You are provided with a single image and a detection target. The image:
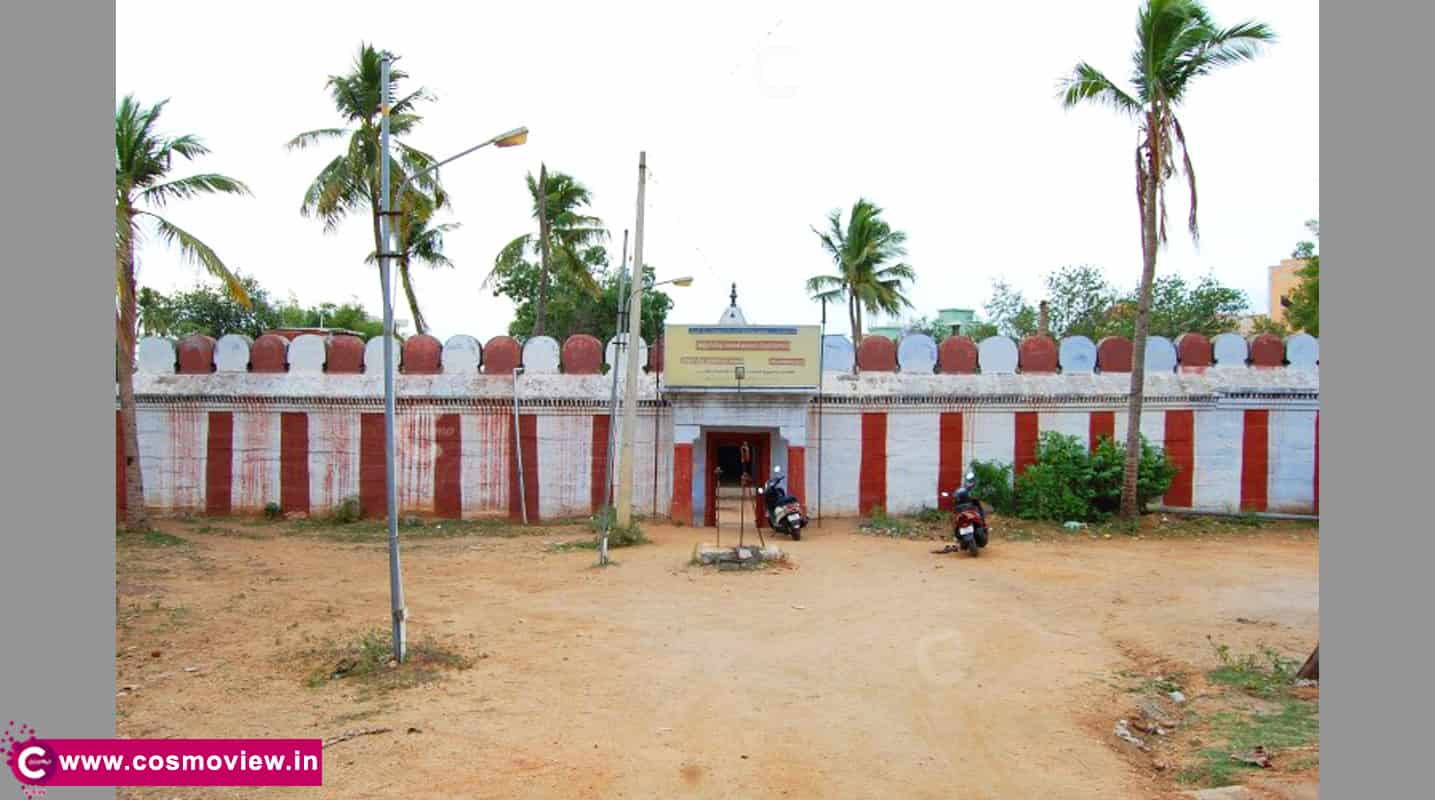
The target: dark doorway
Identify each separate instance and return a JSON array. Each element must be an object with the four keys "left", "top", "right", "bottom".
[
  {"left": 715, "top": 446, "right": 743, "bottom": 486},
  {"left": 704, "top": 431, "right": 770, "bottom": 528}
]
